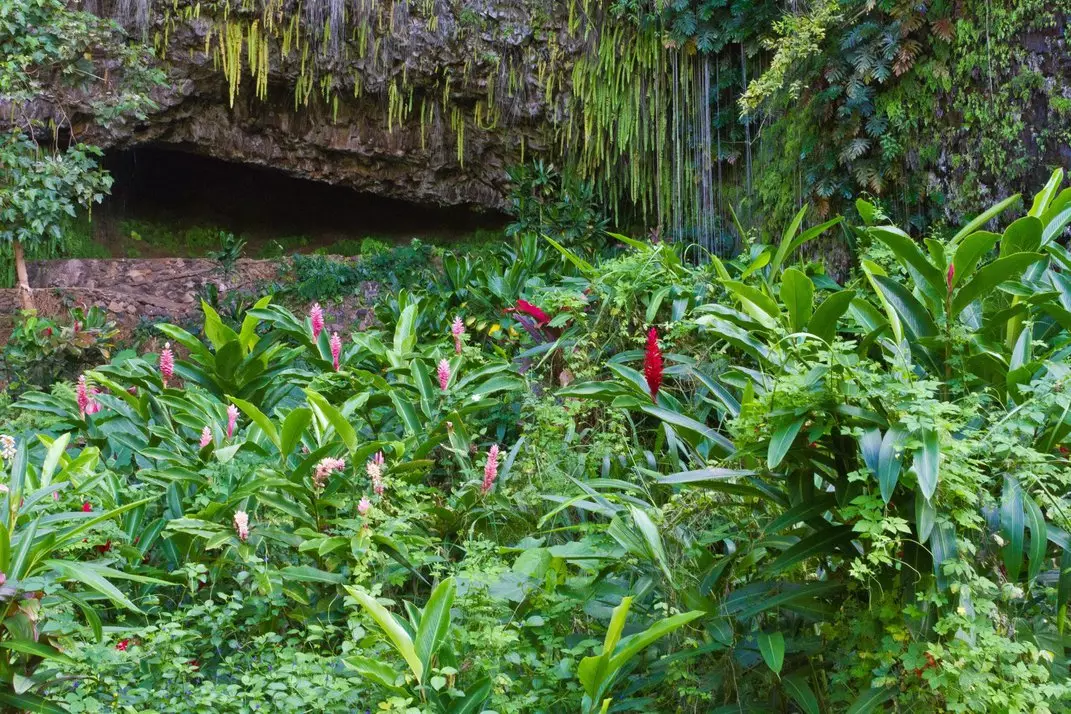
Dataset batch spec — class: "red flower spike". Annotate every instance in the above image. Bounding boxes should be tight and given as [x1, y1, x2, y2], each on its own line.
[946, 263, 955, 292]
[82, 501, 92, 512]
[644, 327, 664, 401]
[116, 639, 130, 651]
[514, 299, 550, 327]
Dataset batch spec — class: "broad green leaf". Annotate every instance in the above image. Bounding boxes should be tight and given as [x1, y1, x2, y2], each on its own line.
[860, 260, 902, 343]
[784, 671, 820, 714]
[915, 495, 936, 543]
[723, 280, 780, 329]
[1024, 494, 1047, 583]
[343, 655, 403, 690]
[768, 415, 806, 469]
[606, 609, 704, 675]
[767, 525, 854, 574]
[1000, 216, 1043, 257]
[630, 506, 674, 584]
[305, 390, 358, 453]
[877, 426, 907, 503]
[809, 290, 855, 342]
[1029, 168, 1063, 217]
[951, 230, 1000, 287]
[229, 396, 279, 449]
[951, 252, 1046, 316]
[781, 268, 814, 332]
[238, 295, 272, 352]
[0, 691, 69, 714]
[847, 686, 896, 714]
[757, 631, 785, 676]
[448, 677, 492, 714]
[658, 468, 754, 485]
[346, 586, 424, 682]
[39, 433, 70, 486]
[638, 405, 734, 456]
[415, 577, 456, 675]
[0, 640, 75, 665]
[45, 560, 144, 613]
[393, 304, 418, 357]
[201, 299, 240, 351]
[931, 522, 958, 590]
[1058, 548, 1071, 633]
[867, 225, 943, 300]
[280, 565, 345, 584]
[913, 429, 939, 501]
[871, 276, 937, 339]
[1001, 476, 1025, 582]
[280, 408, 312, 460]
[950, 193, 1020, 245]
[770, 206, 809, 275]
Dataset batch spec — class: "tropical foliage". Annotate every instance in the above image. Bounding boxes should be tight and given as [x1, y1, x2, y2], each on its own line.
[2, 170, 1071, 712]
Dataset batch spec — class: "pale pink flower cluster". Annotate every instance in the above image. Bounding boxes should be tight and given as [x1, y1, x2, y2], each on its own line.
[233, 510, 249, 541]
[330, 332, 342, 371]
[159, 342, 174, 387]
[367, 452, 385, 496]
[310, 303, 325, 340]
[226, 404, 239, 439]
[452, 316, 465, 354]
[77, 375, 101, 417]
[313, 457, 346, 490]
[437, 359, 451, 391]
[199, 426, 213, 448]
[482, 444, 500, 494]
[358, 497, 371, 516]
[0, 435, 15, 461]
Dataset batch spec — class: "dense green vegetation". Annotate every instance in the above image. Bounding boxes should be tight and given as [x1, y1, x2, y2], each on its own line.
[2, 174, 1071, 712]
[4, 1, 1071, 712]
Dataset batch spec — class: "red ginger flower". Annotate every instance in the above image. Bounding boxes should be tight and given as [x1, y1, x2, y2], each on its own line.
[116, 638, 130, 651]
[82, 501, 92, 512]
[514, 299, 550, 326]
[437, 359, 451, 391]
[644, 327, 663, 401]
[946, 263, 955, 292]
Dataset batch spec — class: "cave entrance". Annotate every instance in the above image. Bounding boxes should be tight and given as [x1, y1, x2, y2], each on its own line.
[94, 146, 507, 258]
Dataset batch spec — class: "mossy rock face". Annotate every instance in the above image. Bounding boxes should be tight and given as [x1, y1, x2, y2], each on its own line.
[70, 0, 588, 211]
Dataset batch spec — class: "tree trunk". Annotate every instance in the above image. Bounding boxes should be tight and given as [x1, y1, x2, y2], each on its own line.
[13, 239, 34, 311]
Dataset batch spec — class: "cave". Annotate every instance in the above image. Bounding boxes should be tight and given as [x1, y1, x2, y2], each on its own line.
[95, 146, 509, 255]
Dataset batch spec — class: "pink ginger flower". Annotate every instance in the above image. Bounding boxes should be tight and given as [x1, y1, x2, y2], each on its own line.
[946, 263, 955, 292]
[226, 404, 239, 439]
[310, 303, 325, 340]
[159, 342, 174, 387]
[358, 497, 371, 515]
[452, 316, 465, 354]
[77, 375, 90, 415]
[233, 510, 249, 541]
[199, 426, 213, 448]
[313, 457, 346, 490]
[77, 375, 101, 416]
[330, 332, 342, 371]
[437, 359, 451, 391]
[367, 457, 384, 496]
[482, 444, 500, 493]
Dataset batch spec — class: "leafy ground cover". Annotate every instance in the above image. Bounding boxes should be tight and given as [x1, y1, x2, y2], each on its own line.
[2, 173, 1071, 713]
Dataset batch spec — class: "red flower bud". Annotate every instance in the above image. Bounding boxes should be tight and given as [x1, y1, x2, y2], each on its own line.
[644, 327, 664, 401]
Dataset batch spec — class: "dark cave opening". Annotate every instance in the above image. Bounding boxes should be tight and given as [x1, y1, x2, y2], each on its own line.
[95, 146, 508, 255]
